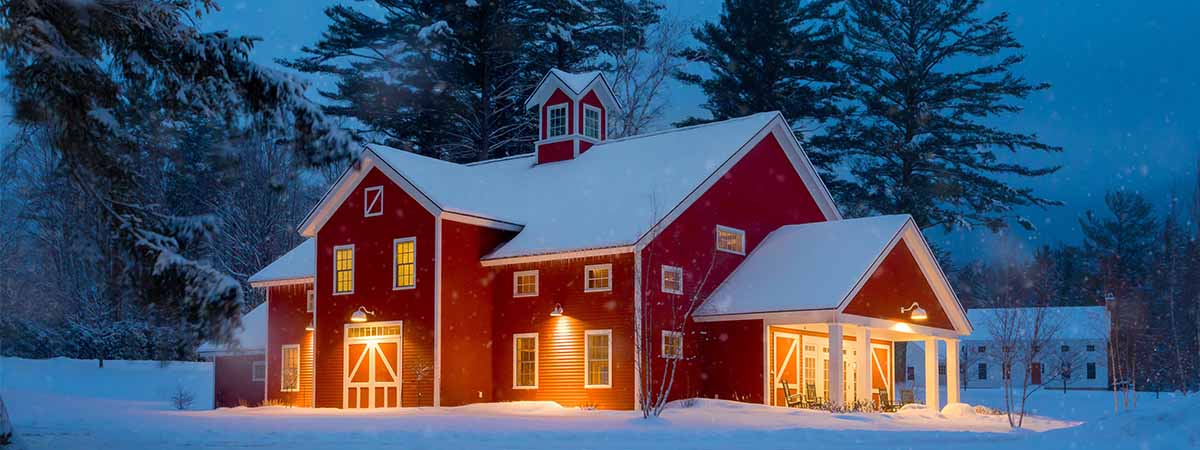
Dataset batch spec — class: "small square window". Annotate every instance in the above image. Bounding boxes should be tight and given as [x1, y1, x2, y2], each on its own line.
[1061, 345, 1070, 353]
[363, 186, 383, 217]
[715, 225, 745, 255]
[547, 104, 568, 138]
[662, 331, 683, 359]
[977, 345, 986, 353]
[252, 361, 266, 383]
[1087, 344, 1096, 352]
[661, 265, 683, 294]
[513, 270, 539, 297]
[306, 290, 315, 313]
[583, 105, 601, 139]
[584, 264, 612, 292]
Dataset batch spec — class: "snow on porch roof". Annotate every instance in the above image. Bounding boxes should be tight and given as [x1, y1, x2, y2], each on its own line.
[697, 215, 913, 318]
[370, 112, 782, 260]
[197, 301, 267, 355]
[247, 239, 315, 286]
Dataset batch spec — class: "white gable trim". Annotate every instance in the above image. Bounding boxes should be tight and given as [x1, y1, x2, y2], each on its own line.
[441, 211, 524, 232]
[249, 277, 315, 289]
[632, 114, 839, 253]
[298, 148, 442, 237]
[523, 71, 621, 111]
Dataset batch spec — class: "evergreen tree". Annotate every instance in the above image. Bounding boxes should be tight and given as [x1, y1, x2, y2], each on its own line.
[674, 0, 845, 135]
[288, 0, 659, 162]
[815, 0, 1061, 230]
[1079, 190, 1157, 288]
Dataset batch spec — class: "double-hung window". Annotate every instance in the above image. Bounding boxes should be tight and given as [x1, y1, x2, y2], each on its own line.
[583, 105, 601, 139]
[585, 330, 611, 388]
[306, 290, 315, 313]
[513, 333, 538, 389]
[662, 330, 683, 359]
[584, 264, 612, 292]
[661, 265, 683, 294]
[252, 361, 266, 383]
[513, 270, 539, 297]
[281, 344, 300, 392]
[547, 104, 568, 138]
[715, 225, 746, 255]
[333, 245, 354, 294]
[1086, 362, 1097, 379]
[393, 237, 416, 289]
[977, 363, 987, 380]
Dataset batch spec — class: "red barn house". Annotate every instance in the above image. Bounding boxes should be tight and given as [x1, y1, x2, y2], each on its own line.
[244, 69, 972, 411]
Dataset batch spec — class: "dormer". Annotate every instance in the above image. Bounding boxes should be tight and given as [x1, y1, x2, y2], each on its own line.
[524, 69, 620, 164]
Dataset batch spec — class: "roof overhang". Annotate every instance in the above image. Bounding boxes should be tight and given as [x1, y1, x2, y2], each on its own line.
[249, 276, 315, 289]
[297, 147, 443, 237]
[479, 245, 634, 267]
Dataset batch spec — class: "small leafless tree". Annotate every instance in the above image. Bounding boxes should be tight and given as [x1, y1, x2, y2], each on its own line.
[610, 16, 690, 138]
[0, 392, 12, 445]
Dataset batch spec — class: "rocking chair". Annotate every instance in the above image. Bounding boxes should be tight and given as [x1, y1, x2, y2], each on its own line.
[780, 380, 805, 408]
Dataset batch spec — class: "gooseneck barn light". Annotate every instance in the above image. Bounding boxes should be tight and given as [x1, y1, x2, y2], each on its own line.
[305, 318, 315, 331]
[350, 306, 376, 323]
[550, 303, 564, 317]
[901, 302, 928, 322]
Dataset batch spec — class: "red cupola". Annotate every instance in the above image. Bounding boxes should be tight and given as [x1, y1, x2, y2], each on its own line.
[524, 69, 620, 164]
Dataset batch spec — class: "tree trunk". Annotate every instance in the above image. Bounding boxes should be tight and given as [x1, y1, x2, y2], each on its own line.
[0, 393, 13, 446]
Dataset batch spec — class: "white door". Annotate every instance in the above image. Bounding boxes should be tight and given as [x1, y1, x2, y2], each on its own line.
[805, 336, 857, 404]
[343, 321, 403, 409]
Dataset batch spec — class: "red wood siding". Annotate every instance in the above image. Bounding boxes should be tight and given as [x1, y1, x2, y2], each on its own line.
[641, 133, 829, 403]
[439, 219, 517, 406]
[843, 242, 955, 331]
[766, 325, 892, 405]
[697, 319, 763, 403]
[536, 140, 574, 164]
[265, 283, 314, 407]
[214, 353, 265, 408]
[314, 167, 437, 408]
[540, 89, 574, 140]
[491, 253, 636, 410]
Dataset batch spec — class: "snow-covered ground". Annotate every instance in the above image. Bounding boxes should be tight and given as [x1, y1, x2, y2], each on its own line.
[1, 357, 1195, 449]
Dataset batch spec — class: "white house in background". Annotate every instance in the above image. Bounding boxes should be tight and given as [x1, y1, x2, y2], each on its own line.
[906, 306, 1110, 391]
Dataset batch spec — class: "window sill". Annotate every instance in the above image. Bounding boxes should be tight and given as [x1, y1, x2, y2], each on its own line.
[332, 291, 353, 296]
[584, 385, 612, 389]
[392, 285, 416, 291]
[512, 386, 538, 390]
[584, 287, 612, 293]
[513, 293, 539, 298]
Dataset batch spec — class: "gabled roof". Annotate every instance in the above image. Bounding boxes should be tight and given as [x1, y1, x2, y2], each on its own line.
[197, 302, 267, 355]
[696, 215, 971, 335]
[523, 69, 621, 110]
[966, 306, 1109, 341]
[248, 239, 314, 287]
[358, 112, 839, 261]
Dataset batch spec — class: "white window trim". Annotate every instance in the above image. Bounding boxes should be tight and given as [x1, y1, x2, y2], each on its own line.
[584, 263, 613, 293]
[715, 225, 746, 255]
[392, 237, 417, 290]
[280, 344, 300, 392]
[583, 104, 601, 139]
[363, 186, 384, 218]
[512, 270, 539, 298]
[332, 244, 355, 295]
[512, 333, 539, 390]
[661, 330, 683, 360]
[251, 360, 266, 383]
[660, 265, 683, 295]
[306, 290, 315, 313]
[546, 103, 568, 138]
[584, 329, 612, 389]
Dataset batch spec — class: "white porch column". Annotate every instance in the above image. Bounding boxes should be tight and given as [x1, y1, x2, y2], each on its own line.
[945, 338, 960, 405]
[924, 337, 940, 410]
[828, 324, 844, 406]
[856, 326, 872, 405]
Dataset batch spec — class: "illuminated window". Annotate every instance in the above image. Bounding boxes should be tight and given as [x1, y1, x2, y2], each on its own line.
[715, 225, 745, 255]
[306, 290, 315, 313]
[661, 265, 683, 294]
[662, 330, 683, 359]
[251, 361, 266, 382]
[513, 270, 539, 297]
[393, 237, 416, 289]
[333, 245, 354, 294]
[513, 333, 538, 389]
[363, 186, 383, 217]
[281, 344, 300, 392]
[583, 105, 601, 139]
[547, 104, 568, 137]
[585, 330, 611, 388]
[803, 344, 816, 387]
[584, 264, 612, 292]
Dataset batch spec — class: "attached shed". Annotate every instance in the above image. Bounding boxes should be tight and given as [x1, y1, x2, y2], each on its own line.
[198, 302, 268, 408]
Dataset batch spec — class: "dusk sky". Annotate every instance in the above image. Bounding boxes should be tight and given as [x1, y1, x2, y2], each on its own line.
[204, 0, 1198, 264]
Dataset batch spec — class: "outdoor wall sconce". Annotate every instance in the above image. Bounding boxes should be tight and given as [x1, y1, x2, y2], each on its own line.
[350, 306, 376, 323]
[305, 318, 315, 331]
[550, 303, 564, 317]
[901, 302, 928, 321]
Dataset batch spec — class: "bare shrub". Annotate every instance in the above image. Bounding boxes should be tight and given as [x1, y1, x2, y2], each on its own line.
[170, 385, 195, 410]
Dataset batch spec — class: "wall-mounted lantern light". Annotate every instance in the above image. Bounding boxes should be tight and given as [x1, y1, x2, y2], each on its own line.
[901, 302, 928, 321]
[550, 303, 564, 317]
[350, 306, 376, 323]
[305, 318, 315, 331]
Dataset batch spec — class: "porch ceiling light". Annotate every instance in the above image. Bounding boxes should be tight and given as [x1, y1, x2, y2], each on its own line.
[901, 302, 928, 321]
[305, 318, 315, 331]
[550, 303, 564, 317]
[350, 306, 376, 323]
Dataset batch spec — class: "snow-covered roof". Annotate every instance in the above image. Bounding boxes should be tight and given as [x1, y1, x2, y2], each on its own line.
[697, 215, 913, 317]
[523, 68, 620, 110]
[549, 68, 602, 95]
[197, 302, 267, 355]
[247, 239, 315, 286]
[370, 112, 791, 260]
[965, 306, 1110, 341]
